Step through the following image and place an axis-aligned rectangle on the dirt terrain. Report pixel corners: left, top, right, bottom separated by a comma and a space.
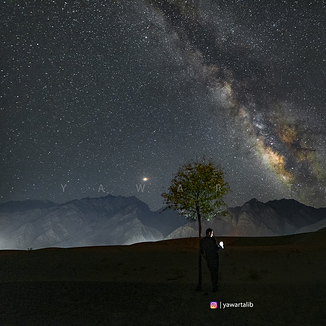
1, 228, 326, 325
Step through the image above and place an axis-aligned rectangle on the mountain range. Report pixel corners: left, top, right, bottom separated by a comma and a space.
167, 198, 326, 239
0, 195, 325, 249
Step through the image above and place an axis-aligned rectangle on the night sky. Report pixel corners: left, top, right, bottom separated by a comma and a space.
1, 0, 326, 210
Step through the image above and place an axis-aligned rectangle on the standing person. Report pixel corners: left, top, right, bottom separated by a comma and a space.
200, 228, 223, 292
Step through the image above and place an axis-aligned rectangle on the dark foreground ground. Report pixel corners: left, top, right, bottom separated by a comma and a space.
1, 228, 326, 325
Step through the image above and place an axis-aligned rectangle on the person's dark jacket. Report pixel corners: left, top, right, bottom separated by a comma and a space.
200, 236, 220, 262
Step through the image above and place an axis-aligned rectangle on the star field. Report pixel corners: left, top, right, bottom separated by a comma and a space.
1, 0, 326, 210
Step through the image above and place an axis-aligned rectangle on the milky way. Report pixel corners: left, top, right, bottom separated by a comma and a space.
1, 0, 326, 209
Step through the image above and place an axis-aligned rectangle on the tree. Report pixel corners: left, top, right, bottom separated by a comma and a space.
161, 157, 230, 291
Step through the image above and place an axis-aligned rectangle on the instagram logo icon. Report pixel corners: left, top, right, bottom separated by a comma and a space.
210, 302, 218, 309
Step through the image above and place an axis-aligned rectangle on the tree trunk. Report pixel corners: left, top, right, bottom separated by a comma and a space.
196, 210, 202, 291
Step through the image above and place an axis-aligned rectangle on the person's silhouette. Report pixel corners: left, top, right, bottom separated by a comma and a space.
200, 228, 222, 292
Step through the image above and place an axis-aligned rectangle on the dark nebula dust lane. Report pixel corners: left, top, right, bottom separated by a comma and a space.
1, 0, 325, 209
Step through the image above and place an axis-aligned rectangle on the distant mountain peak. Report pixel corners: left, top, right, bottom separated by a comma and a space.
247, 198, 260, 204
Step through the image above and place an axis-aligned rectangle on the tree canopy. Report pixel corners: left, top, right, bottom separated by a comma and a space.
161, 157, 230, 236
